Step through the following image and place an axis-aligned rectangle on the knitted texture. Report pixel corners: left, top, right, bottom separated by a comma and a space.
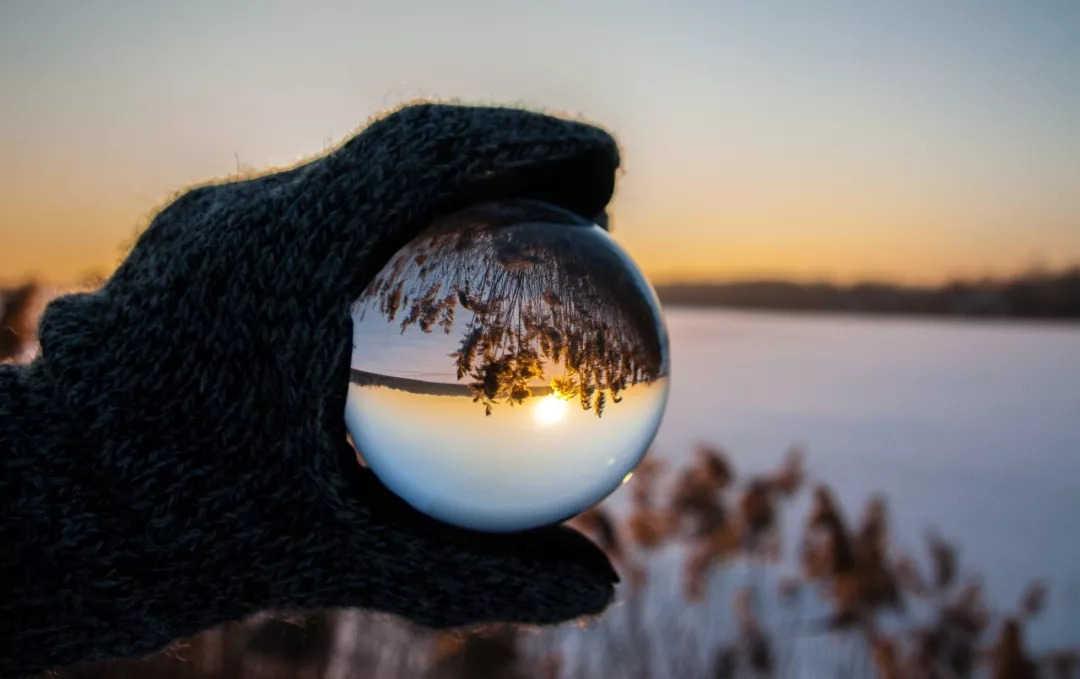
0, 103, 621, 678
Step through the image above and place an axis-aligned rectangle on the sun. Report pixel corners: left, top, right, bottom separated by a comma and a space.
533, 394, 568, 426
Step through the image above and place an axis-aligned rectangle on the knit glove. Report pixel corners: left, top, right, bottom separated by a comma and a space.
0, 103, 620, 678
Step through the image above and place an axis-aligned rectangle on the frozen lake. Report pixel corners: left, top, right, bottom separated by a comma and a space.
644, 308, 1080, 650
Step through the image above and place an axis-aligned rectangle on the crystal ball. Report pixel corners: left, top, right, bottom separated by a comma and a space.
345, 200, 670, 532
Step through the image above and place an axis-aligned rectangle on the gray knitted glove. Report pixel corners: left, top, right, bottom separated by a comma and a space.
0, 103, 620, 678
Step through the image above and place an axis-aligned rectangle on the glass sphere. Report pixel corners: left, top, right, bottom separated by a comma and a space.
345, 200, 670, 532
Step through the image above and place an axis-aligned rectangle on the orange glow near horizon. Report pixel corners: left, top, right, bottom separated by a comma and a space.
2, 179, 1078, 287
4, 172, 1077, 287
3, 202, 1078, 288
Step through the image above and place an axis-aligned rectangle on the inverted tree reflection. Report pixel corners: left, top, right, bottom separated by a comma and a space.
354, 204, 666, 416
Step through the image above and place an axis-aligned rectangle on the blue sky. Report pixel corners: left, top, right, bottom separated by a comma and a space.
2, 0, 1078, 283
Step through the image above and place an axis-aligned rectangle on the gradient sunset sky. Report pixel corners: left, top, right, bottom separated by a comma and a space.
2, 1, 1078, 285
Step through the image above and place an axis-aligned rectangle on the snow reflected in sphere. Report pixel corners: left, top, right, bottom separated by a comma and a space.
345, 200, 670, 532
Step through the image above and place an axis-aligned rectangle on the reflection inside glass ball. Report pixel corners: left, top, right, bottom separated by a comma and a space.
345, 200, 670, 532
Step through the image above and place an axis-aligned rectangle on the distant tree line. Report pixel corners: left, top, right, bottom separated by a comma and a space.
656, 267, 1080, 320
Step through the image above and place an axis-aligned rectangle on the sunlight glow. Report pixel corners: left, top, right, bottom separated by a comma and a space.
533, 394, 568, 426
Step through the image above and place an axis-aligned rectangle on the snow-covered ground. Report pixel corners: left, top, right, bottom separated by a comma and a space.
651, 309, 1080, 650
323, 309, 1080, 677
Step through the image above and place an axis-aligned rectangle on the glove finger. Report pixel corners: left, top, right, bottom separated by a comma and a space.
109, 103, 618, 301
287, 442, 617, 629
286, 103, 620, 306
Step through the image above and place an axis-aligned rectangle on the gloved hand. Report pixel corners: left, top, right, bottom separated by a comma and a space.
0, 103, 621, 678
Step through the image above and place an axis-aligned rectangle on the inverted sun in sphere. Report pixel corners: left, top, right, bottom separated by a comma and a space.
345, 200, 671, 532
533, 394, 569, 426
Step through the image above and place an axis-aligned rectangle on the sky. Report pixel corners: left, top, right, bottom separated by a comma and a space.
1, 0, 1078, 285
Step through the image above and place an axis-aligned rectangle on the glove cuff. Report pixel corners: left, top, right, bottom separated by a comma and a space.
0, 360, 95, 677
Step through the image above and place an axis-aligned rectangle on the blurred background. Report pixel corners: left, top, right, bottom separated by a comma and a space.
2, 1, 1078, 677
